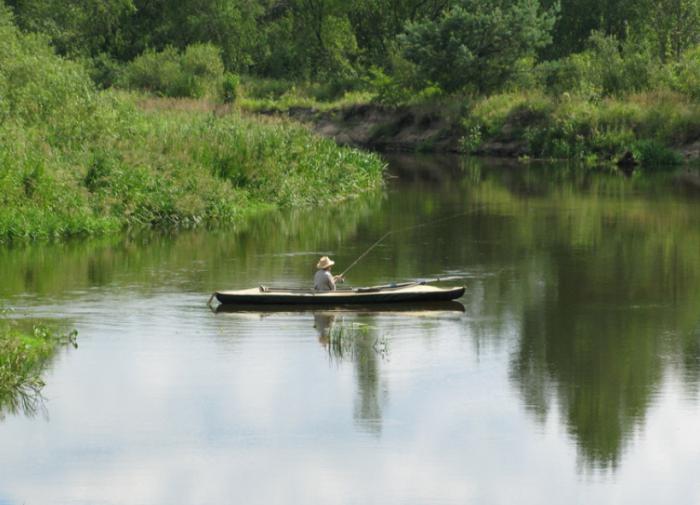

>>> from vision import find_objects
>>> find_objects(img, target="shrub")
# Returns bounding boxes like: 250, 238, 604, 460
367, 66, 413, 106
632, 139, 682, 167
117, 43, 225, 98
538, 32, 655, 98
663, 45, 700, 99
222, 73, 240, 103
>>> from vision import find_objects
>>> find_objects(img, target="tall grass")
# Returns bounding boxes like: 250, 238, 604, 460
238, 75, 374, 112
0, 9, 385, 243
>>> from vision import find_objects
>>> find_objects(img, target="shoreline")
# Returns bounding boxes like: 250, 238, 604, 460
255, 96, 700, 166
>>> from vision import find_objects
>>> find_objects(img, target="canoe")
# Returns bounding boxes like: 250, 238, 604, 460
214, 300, 466, 314
214, 283, 465, 306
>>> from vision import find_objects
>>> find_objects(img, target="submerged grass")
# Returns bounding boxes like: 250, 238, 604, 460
0, 308, 78, 418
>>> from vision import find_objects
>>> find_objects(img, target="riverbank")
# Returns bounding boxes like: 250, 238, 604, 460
0, 93, 384, 243
0, 14, 385, 243
0, 311, 77, 418
247, 91, 700, 167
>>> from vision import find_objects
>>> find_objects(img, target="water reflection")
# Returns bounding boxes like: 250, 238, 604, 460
326, 319, 387, 434
1, 155, 700, 503
0, 318, 73, 421
218, 305, 463, 435
313, 312, 336, 344
0, 382, 46, 421
389, 155, 700, 468
447, 157, 700, 469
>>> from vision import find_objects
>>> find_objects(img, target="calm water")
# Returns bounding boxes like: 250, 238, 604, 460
1, 156, 700, 505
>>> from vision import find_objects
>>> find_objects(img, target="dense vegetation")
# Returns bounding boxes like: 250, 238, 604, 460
4, 0, 698, 90
0, 4, 384, 242
4, 0, 697, 165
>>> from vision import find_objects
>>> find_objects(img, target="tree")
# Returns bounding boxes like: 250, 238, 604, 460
253, 0, 360, 80
5, 0, 135, 57
539, 0, 651, 58
399, 0, 558, 93
647, 0, 700, 61
347, 0, 451, 68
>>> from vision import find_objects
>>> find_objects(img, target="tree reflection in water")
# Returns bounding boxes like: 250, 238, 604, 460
441, 158, 700, 471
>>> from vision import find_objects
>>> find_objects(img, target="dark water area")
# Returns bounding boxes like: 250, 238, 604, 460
1, 155, 699, 504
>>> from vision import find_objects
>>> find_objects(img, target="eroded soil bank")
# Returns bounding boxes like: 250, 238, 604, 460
268, 103, 700, 163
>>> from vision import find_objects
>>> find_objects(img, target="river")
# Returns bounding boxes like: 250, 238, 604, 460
1, 155, 699, 505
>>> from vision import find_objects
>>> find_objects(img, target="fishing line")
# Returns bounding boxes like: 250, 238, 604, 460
339, 205, 486, 277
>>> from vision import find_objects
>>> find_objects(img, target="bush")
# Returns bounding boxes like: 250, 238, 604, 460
538, 32, 655, 98
662, 45, 700, 99
222, 73, 240, 103
0, 6, 97, 140
366, 66, 413, 106
632, 139, 682, 167
117, 43, 225, 98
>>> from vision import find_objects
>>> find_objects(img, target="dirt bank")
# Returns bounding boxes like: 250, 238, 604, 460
265, 103, 700, 163
278, 105, 467, 153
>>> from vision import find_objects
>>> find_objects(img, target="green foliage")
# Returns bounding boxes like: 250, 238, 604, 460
632, 139, 683, 167
238, 76, 373, 112
541, 0, 651, 58
399, 0, 557, 93
645, 0, 700, 61
464, 91, 695, 165
538, 32, 655, 98
117, 43, 225, 98
2, 0, 698, 102
222, 73, 240, 104
661, 45, 700, 99
5, 0, 136, 58
0, 13, 385, 243
366, 66, 413, 106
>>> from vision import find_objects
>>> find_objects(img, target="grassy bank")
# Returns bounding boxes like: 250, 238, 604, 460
463, 90, 699, 165
1, 98, 384, 243
236, 78, 700, 167
0, 309, 77, 417
0, 14, 385, 243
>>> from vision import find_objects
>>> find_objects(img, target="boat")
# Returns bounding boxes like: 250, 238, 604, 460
212, 282, 465, 306
214, 300, 466, 314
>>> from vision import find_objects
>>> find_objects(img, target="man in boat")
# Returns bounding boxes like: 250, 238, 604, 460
314, 256, 344, 291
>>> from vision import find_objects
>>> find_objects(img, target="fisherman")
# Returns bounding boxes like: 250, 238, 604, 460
314, 256, 344, 291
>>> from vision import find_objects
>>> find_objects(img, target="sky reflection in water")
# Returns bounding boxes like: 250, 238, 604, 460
1, 156, 699, 505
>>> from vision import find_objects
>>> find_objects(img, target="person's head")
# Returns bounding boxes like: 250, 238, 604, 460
316, 256, 335, 271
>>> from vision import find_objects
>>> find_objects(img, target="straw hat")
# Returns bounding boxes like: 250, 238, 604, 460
316, 256, 335, 269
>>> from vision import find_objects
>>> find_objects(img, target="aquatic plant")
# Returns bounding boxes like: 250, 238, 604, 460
0, 308, 78, 419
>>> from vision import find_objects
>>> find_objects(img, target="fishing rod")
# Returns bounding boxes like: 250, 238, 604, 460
339, 207, 485, 278
338, 231, 391, 278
